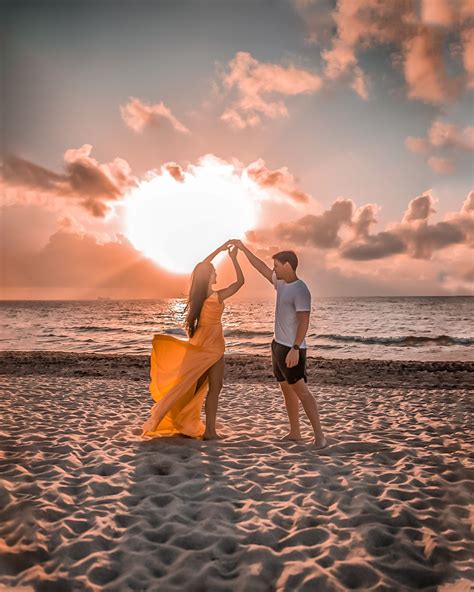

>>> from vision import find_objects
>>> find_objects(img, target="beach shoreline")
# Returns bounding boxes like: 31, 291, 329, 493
1, 350, 473, 390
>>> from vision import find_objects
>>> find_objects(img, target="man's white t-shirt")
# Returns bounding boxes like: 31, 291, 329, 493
272, 271, 311, 348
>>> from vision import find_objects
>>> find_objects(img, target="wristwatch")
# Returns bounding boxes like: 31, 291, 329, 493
292, 344, 300, 350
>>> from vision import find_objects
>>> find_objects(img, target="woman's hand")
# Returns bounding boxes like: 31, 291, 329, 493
227, 245, 238, 260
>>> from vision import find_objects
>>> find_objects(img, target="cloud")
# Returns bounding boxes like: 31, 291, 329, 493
245, 159, 310, 203
353, 203, 378, 238
1, 145, 137, 217
292, 0, 335, 46
403, 27, 461, 104
246, 191, 473, 264
1, 208, 188, 298
163, 162, 185, 183
427, 120, 474, 150
406, 119, 473, 174
421, 0, 474, 27
405, 136, 430, 154
247, 198, 354, 248
427, 156, 456, 174
120, 97, 190, 134
462, 27, 474, 88
220, 51, 322, 129
421, 0, 457, 27
340, 231, 406, 260
295, 0, 471, 103
403, 193, 436, 222
345, 193, 469, 260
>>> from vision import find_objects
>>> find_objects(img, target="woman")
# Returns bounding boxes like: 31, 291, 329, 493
141, 241, 244, 440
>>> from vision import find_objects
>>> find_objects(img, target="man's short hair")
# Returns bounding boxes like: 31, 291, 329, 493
272, 250, 298, 271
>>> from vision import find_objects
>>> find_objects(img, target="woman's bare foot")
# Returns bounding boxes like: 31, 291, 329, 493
280, 432, 303, 441
203, 432, 222, 441
312, 436, 328, 450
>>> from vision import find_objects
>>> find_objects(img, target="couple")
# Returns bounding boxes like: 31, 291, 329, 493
141, 240, 327, 449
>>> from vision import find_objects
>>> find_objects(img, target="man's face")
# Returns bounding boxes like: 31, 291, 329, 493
273, 259, 285, 279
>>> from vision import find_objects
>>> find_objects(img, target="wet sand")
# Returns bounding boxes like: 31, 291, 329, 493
0, 352, 473, 591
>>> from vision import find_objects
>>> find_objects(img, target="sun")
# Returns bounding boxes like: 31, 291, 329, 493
123, 156, 259, 274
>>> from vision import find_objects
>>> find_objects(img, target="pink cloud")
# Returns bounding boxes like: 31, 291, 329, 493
462, 28, 474, 88
403, 27, 460, 104
246, 159, 310, 204
1, 209, 188, 298
1, 145, 137, 217
298, 0, 471, 103
406, 119, 473, 173
405, 136, 430, 154
427, 156, 456, 174
220, 52, 322, 129
421, 0, 457, 27
163, 162, 185, 183
120, 97, 190, 134
292, 0, 335, 46
403, 193, 436, 222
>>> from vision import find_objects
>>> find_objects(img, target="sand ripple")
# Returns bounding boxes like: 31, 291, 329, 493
0, 376, 473, 591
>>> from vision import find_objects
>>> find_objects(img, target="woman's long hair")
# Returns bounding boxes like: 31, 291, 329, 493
185, 261, 214, 338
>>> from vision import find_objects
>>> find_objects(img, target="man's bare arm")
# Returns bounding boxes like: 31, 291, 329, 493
285, 311, 310, 367
230, 240, 273, 283
294, 311, 310, 347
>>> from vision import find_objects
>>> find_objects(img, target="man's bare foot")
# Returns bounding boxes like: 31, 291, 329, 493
203, 432, 222, 441
280, 433, 303, 441
312, 436, 328, 450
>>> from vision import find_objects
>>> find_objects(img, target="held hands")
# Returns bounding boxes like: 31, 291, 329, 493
227, 245, 238, 260
285, 348, 299, 368
228, 239, 245, 250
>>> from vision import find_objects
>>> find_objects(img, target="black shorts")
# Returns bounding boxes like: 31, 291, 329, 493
271, 340, 307, 384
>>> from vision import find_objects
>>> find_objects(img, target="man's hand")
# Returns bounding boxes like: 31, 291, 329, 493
285, 348, 299, 368
227, 245, 238, 260
228, 239, 245, 250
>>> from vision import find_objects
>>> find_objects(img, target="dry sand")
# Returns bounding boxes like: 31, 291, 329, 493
0, 352, 473, 591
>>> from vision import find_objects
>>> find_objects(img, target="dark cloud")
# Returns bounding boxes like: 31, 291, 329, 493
1, 145, 137, 218
247, 191, 473, 262
401, 221, 465, 259
341, 232, 406, 260
254, 198, 354, 248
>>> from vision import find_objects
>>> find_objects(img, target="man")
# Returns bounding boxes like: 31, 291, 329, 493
229, 240, 327, 449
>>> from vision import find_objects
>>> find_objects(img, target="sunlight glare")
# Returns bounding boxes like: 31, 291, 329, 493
124, 156, 259, 274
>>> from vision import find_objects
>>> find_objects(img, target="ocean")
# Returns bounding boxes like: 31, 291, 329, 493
1, 297, 473, 361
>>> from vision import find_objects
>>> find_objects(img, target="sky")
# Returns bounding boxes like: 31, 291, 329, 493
1, 0, 473, 298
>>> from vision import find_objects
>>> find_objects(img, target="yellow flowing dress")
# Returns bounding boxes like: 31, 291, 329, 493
141, 292, 225, 439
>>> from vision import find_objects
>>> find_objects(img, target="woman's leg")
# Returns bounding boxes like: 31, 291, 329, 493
203, 356, 224, 440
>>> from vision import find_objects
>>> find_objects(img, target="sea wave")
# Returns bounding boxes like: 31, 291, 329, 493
224, 329, 274, 338
314, 334, 474, 347
72, 326, 122, 333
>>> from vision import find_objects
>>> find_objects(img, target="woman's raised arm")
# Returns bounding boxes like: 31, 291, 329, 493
217, 246, 245, 302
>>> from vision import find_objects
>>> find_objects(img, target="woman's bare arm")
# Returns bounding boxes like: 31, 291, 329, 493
217, 247, 245, 302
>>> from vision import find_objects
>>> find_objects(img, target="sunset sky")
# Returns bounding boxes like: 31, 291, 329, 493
1, 0, 473, 298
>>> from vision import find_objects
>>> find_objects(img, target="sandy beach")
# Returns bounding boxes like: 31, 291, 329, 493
0, 352, 473, 591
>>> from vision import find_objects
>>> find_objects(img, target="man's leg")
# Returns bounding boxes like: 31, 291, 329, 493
290, 379, 326, 448
203, 356, 224, 440
279, 381, 303, 440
